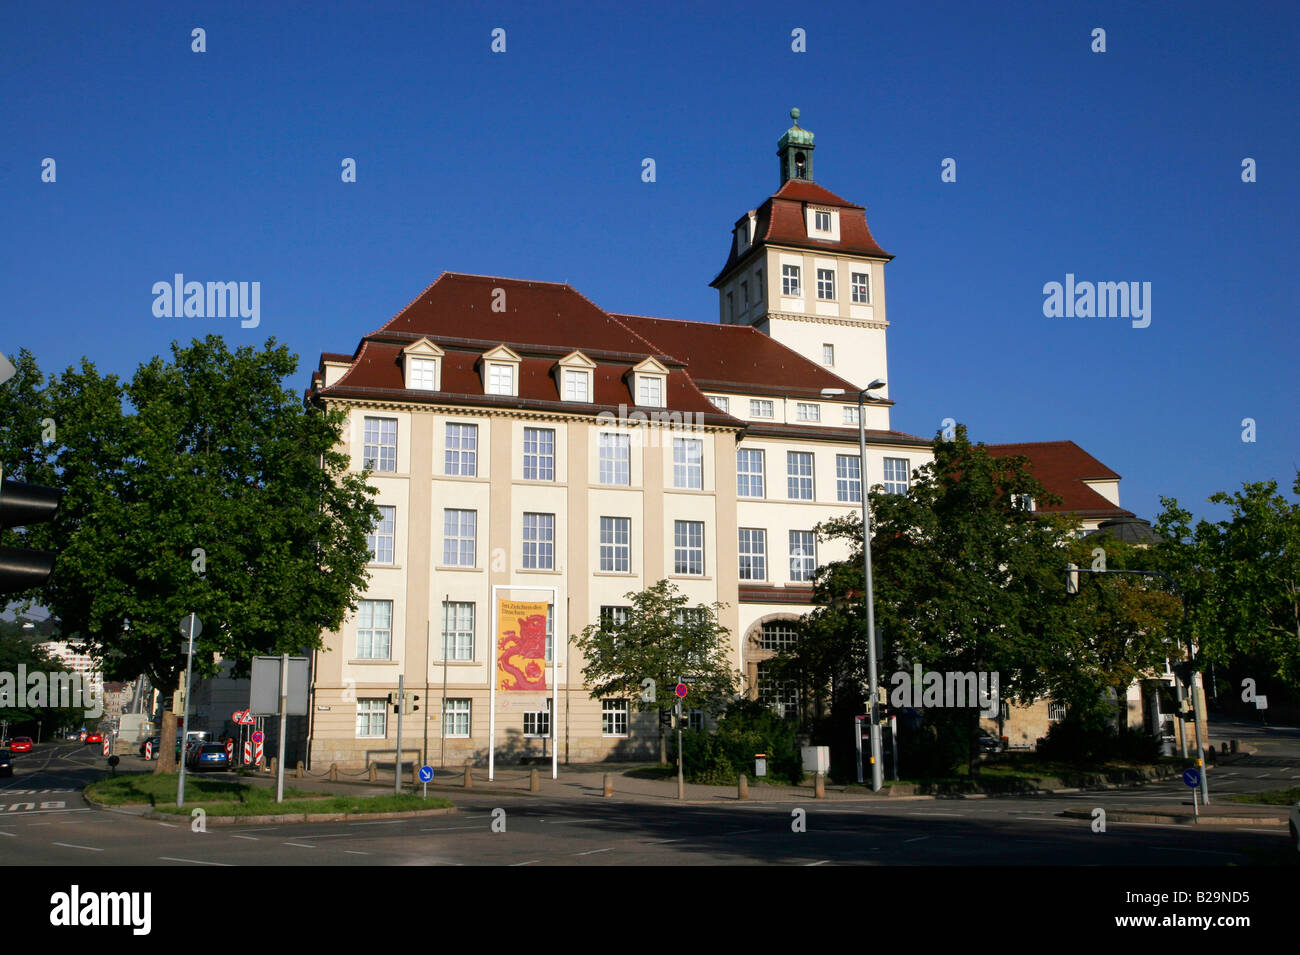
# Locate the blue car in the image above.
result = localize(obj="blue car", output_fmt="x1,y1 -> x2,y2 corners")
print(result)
0,749 -> 12,778
187,742 -> 231,772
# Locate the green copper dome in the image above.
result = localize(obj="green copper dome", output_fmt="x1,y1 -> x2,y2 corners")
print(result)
776,107 -> 816,183
778,107 -> 815,149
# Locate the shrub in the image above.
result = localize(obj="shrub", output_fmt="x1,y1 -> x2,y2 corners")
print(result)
673,699 -> 803,784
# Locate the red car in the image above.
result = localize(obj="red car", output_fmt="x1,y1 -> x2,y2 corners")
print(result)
9,737 -> 33,754
84,732 -> 104,745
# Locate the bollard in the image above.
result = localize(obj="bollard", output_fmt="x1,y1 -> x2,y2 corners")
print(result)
270,757 -> 278,777
464,759 -> 473,789
1220,742 -> 1228,754
602,773 -> 613,797
1230,739 -> 1238,753
330,762 -> 338,782
737,774 -> 749,800
529,768 -> 540,792
296,761 -> 304,779
814,772 -> 825,799
368,763 -> 377,782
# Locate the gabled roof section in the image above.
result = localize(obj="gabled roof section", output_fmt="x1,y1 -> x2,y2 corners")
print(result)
986,441 -> 1132,519
711,179 -> 893,286
479,344 -> 521,363
402,337 -> 444,357
555,350 -> 597,369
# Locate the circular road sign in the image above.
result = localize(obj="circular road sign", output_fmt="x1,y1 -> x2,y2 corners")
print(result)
419,766 -> 434,782
1182,768 -> 1201,788
674,683 -> 688,699
251,730 -> 264,744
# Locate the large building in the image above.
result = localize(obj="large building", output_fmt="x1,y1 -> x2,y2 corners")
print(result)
303,112 -> 1136,769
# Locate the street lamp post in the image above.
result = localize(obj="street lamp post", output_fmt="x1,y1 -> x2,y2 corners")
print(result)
823,381 -> 886,791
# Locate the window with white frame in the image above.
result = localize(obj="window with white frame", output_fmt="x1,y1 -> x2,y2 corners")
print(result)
709,395 -> 729,413
522,512 -> 555,570
814,210 -> 832,232
787,451 -> 814,500
796,402 -> 820,422
673,438 -> 703,489
441,601 -> 474,661
749,398 -> 774,419
443,509 -> 476,567
356,599 -> 392,659
883,458 -> 910,495
523,699 -> 552,738
782,264 -> 801,296
757,662 -> 798,719
843,405 -> 859,426
1048,701 -> 1067,722
736,449 -> 765,497
367,505 -> 396,564
599,605 -> 630,632
1012,493 -> 1036,512
673,520 -> 705,576
486,363 -> 514,396
789,530 -> 816,582
523,427 -> 555,481
598,433 -> 630,485
407,358 -> 437,390
362,417 -> 397,472
563,369 -> 590,402
683,709 -> 704,731
761,620 -> 799,650
444,699 -> 471,737
356,699 -> 387,738
599,516 -> 631,573
445,423 -> 478,476
816,268 -> 835,300
602,699 -> 629,736
852,271 -> 871,304
822,344 -> 834,367
637,375 -> 664,408
738,527 -> 767,581
836,454 -> 862,503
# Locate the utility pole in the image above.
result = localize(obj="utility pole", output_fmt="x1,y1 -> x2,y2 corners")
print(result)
176,614 -> 200,808
275,652 -> 288,803
394,673 -> 405,796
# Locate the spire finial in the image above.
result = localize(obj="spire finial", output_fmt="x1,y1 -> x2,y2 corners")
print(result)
790,107 -> 801,124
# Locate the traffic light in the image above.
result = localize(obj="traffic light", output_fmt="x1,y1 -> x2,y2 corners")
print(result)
0,472 -> 62,594
403,692 -> 420,716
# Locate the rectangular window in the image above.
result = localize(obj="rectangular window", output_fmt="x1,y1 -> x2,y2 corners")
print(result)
599,516 -> 631,573
522,512 -> 555,570
782,264 -> 801,296
599,605 -> 630,632
787,451 -> 814,500
757,663 -> 798,719
836,454 -> 862,503
822,344 -> 834,367
789,530 -> 816,582
852,271 -> 871,304
709,395 -> 729,413
441,601 -> 474,661
843,405 -> 859,426
445,699 -> 471,737
796,402 -> 820,422
1048,701 -> 1067,722
356,599 -> 392,660
367,505 -> 396,564
356,699 -> 387,738
487,363 -> 514,396
564,370 -> 589,402
638,376 -> 663,407
673,520 -> 705,576
817,268 -> 835,300
444,423 -> 478,476
408,358 -> 437,390
883,457 -> 910,495
727,291 -> 734,321
443,509 -> 476,567
749,399 -> 774,419
814,210 -> 831,231
673,437 -> 703,489
598,433 -> 631,485
761,620 -> 799,651
362,417 -> 397,472
741,280 -> 749,308
522,427 -> 555,481
523,699 -> 552,738
738,528 -> 767,581
602,699 -> 629,736
736,449 -> 765,497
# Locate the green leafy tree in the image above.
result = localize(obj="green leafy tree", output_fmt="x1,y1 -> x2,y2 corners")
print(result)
4,337 -> 380,771
570,579 -> 739,763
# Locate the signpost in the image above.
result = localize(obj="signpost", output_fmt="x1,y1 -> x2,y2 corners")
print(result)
176,613 -> 201,808
1184,767 -> 1202,818
250,656 -> 309,803
675,677 -> 686,800
419,765 -> 434,798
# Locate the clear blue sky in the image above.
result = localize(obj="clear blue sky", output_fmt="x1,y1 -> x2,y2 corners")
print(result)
2,0 -> 1296,524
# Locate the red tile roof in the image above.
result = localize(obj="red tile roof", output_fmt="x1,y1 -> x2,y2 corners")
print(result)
986,441 -> 1132,519
712,179 -> 893,286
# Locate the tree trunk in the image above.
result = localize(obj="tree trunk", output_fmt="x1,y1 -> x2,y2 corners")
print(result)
155,709 -> 178,774
659,718 -> 667,765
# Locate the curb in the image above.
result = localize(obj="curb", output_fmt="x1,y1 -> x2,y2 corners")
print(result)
142,806 -> 458,825
1061,808 -> 1287,827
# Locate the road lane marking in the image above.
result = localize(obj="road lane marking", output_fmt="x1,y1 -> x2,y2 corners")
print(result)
346,820 -> 406,826
159,856 -> 231,866
0,831 -> 15,837
645,838 -> 685,844
53,842 -> 102,851
418,825 -> 483,832
511,859 -> 541,866
727,828 -> 761,835
574,847 -> 613,856
903,836 -> 929,843
805,860 -> 830,866
158,823 -> 178,829
343,850 -> 369,855
284,842 -> 315,848
231,834 -> 259,841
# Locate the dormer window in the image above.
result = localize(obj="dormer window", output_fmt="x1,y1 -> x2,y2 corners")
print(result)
736,220 -> 749,251
628,356 -> 670,409
402,338 -> 444,391
487,364 -> 514,395
480,344 -> 521,397
564,370 -> 588,401
815,211 -> 831,231
554,350 -> 596,403
805,207 -> 840,241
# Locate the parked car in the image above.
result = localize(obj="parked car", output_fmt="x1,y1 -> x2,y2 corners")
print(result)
977,728 -> 1007,754
8,737 -> 32,754
0,749 -> 12,777
139,735 -> 162,758
84,732 -> 104,745
187,742 -> 231,772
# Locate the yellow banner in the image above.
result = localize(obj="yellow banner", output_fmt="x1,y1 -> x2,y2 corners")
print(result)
497,599 -> 549,692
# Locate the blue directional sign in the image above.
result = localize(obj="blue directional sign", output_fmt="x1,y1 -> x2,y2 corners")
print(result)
419,765 -> 434,783
1182,768 -> 1201,788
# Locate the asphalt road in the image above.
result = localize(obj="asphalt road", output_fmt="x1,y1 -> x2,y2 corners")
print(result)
1,729 -> 1295,867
